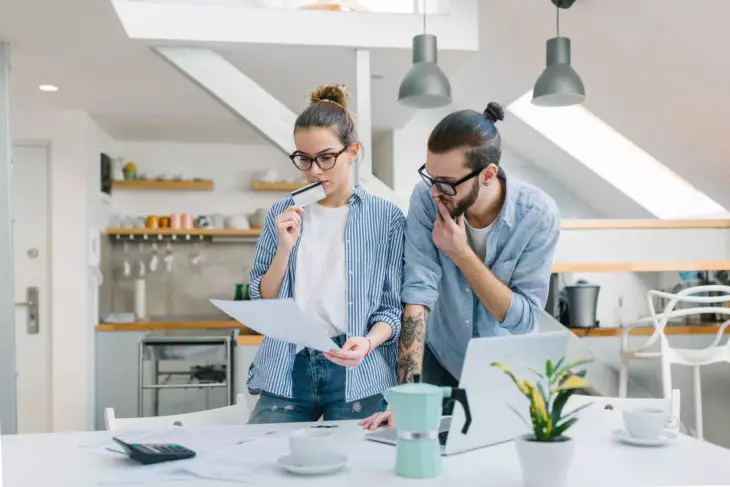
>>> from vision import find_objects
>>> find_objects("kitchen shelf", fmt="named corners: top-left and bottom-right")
top-left (111, 179), bottom-right (214, 191)
top-left (561, 219), bottom-right (730, 230)
top-left (571, 323), bottom-right (730, 337)
top-left (552, 260), bottom-right (730, 273)
top-left (251, 181), bottom-right (307, 192)
top-left (106, 228), bottom-right (262, 238)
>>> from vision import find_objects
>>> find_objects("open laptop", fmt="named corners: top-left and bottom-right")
top-left (366, 331), bottom-right (571, 455)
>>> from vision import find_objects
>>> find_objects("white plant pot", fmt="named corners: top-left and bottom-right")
top-left (515, 434), bottom-right (575, 487)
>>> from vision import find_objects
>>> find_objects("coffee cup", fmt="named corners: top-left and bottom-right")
top-left (289, 428), bottom-right (337, 466)
top-left (623, 407), bottom-right (677, 439)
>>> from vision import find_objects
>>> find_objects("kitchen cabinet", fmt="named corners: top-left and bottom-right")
top-left (95, 327), bottom-right (259, 430)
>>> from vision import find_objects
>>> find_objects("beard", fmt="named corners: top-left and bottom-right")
top-left (438, 178), bottom-right (480, 218)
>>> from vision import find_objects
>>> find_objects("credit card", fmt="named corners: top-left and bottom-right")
top-left (291, 181), bottom-right (327, 207)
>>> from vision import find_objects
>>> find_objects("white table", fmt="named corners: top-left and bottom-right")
top-left (3, 408), bottom-right (730, 486)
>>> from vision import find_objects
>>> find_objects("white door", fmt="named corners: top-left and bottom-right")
top-left (12, 144), bottom-right (51, 433)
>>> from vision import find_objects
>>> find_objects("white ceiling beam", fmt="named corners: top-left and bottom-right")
top-left (155, 46), bottom-right (296, 154)
top-left (155, 46), bottom-right (405, 209)
top-left (355, 49), bottom-right (372, 183)
top-left (111, 0), bottom-right (478, 51)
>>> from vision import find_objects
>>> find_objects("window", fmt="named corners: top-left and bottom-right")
top-left (508, 91), bottom-right (726, 219)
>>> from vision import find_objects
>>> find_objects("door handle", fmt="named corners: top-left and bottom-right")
top-left (14, 287), bottom-right (39, 334)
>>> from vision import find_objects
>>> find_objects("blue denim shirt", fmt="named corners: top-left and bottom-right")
top-left (402, 172), bottom-right (561, 379)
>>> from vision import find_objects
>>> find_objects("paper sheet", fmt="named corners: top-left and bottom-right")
top-left (95, 429), bottom-right (282, 485)
top-left (210, 298), bottom-right (340, 352)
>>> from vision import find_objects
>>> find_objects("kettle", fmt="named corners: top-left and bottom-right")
top-left (383, 375), bottom-right (472, 479)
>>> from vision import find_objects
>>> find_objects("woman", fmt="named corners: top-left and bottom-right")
top-left (247, 84), bottom-right (405, 424)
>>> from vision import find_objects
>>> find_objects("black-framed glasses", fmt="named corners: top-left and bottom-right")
top-left (290, 145), bottom-right (350, 171)
top-left (418, 164), bottom-right (482, 196)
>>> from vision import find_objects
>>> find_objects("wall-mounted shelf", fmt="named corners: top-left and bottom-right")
top-left (561, 219), bottom-right (730, 230)
top-left (251, 181), bottom-right (307, 192)
top-left (111, 179), bottom-right (214, 191)
top-left (552, 260), bottom-right (730, 273)
top-left (106, 228), bottom-right (262, 238)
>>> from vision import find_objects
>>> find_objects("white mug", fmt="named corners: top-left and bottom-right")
top-left (623, 407), bottom-right (678, 439)
top-left (289, 428), bottom-right (337, 466)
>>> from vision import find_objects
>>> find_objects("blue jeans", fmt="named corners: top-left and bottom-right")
top-left (248, 336), bottom-right (387, 424)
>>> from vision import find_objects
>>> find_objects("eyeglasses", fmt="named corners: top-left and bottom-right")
top-left (418, 164), bottom-right (483, 196)
top-left (290, 145), bottom-right (350, 171)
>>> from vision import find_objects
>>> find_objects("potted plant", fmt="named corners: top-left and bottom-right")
top-left (492, 358), bottom-right (591, 487)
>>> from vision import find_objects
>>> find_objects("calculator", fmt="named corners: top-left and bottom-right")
top-left (112, 437), bottom-right (197, 465)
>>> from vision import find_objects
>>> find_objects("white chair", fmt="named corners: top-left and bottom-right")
top-left (619, 284), bottom-right (730, 440)
top-left (104, 393), bottom-right (251, 431)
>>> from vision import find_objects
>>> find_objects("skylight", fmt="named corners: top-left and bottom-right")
top-left (508, 91), bottom-right (726, 219)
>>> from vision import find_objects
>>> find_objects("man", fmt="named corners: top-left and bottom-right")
top-left (360, 102), bottom-right (561, 429)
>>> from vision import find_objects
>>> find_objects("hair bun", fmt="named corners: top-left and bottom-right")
top-left (310, 84), bottom-right (348, 110)
top-left (483, 102), bottom-right (504, 124)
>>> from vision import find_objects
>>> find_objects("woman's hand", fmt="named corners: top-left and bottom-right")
top-left (323, 336), bottom-right (372, 368)
top-left (275, 206), bottom-right (304, 251)
top-left (359, 410), bottom-right (394, 430)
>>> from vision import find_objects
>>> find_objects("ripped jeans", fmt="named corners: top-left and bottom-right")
top-left (247, 335), bottom-right (386, 424)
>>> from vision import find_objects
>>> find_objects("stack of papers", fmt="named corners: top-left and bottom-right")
top-left (90, 426), bottom-right (287, 485)
top-left (210, 298), bottom-right (340, 352)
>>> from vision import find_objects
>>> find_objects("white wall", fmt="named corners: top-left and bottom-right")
top-left (110, 141), bottom-right (300, 219)
top-left (12, 109), bottom-right (114, 432)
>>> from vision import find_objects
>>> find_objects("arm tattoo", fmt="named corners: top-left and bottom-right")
top-left (398, 308), bottom-right (428, 384)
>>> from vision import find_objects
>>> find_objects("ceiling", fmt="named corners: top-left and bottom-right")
top-left (453, 0), bottom-right (730, 212)
top-left (1, 0), bottom-right (728, 213)
top-left (0, 0), bottom-right (471, 144)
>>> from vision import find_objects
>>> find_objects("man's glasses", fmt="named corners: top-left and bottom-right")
top-left (290, 145), bottom-right (350, 171)
top-left (418, 164), bottom-right (482, 196)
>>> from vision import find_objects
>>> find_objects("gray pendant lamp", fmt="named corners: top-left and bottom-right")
top-left (398, 0), bottom-right (452, 108)
top-left (532, 0), bottom-right (585, 107)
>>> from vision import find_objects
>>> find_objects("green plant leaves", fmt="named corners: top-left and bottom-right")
top-left (491, 358), bottom-right (592, 442)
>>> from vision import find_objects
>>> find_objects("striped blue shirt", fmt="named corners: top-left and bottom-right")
top-left (248, 185), bottom-right (405, 402)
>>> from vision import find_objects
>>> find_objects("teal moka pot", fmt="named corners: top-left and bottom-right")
top-left (383, 375), bottom-right (472, 479)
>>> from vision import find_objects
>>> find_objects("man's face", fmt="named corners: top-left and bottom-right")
top-left (425, 148), bottom-right (482, 218)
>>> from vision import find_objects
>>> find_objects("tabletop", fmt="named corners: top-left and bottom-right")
top-left (2, 406), bottom-right (730, 487)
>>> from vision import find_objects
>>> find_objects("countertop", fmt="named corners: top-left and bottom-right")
top-left (571, 322), bottom-right (729, 337)
top-left (97, 316), bottom-right (728, 344)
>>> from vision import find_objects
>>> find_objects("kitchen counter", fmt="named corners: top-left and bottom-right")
top-left (571, 322), bottom-right (729, 337)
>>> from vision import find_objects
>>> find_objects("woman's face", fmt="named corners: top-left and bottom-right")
top-left (293, 127), bottom-right (357, 196)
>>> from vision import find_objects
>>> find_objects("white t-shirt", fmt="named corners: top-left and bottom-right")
top-left (466, 218), bottom-right (493, 262)
top-left (294, 202), bottom-right (350, 337)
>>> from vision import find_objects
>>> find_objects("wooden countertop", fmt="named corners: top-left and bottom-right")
top-left (572, 323), bottom-right (729, 337)
top-left (560, 219), bottom-right (730, 230)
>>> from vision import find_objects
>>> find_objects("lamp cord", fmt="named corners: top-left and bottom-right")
top-left (556, 3), bottom-right (560, 37)
top-left (423, 0), bottom-right (427, 34)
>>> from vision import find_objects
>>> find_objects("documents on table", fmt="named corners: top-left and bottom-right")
top-left (210, 298), bottom-right (341, 352)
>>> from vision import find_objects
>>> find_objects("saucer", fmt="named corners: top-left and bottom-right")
top-left (277, 453), bottom-right (347, 475)
top-left (612, 428), bottom-right (678, 447)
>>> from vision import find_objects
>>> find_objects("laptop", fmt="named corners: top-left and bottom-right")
top-left (366, 331), bottom-right (571, 455)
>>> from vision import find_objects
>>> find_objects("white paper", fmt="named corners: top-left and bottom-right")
top-left (210, 298), bottom-right (340, 352)
top-left (96, 429), bottom-right (281, 484)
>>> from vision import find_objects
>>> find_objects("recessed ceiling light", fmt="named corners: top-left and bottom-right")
top-left (38, 84), bottom-right (59, 92)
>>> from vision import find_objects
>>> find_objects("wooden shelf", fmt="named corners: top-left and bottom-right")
top-left (571, 323), bottom-right (730, 337)
top-left (552, 260), bottom-right (730, 273)
top-left (251, 181), bottom-right (307, 192)
top-left (106, 228), bottom-right (262, 237)
top-left (112, 179), bottom-right (214, 191)
top-left (561, 219), bottom-right (730, 230)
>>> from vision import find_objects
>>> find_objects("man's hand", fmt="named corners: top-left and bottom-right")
top-left (433, 200), bottom-right (471, 262)
top-left (323, 337), bottom-right (370, 368)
